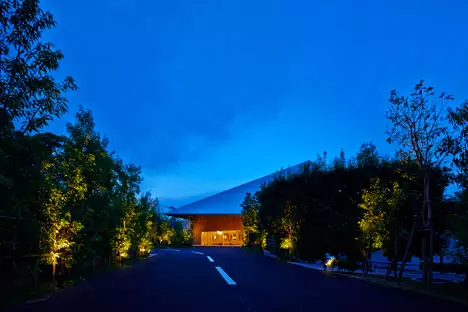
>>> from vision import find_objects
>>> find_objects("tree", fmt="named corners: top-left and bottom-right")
top-left (63, 107), bottom-right (117, 270)
top-left (448, 100), bottom-right (468, 286)
top-left (332, 149), bottom-right (346, 170)
top-left (156, 219), bottom-right (174, 246)
top-left (279, 201), bottom-right (301, 259)
top-left (241, 192), bottom-right (259, 246)
top-left (386, 80), bottom-right (453, 287)
top-left (0, 0), bottom-right (77, 136)
top-left (358, 178), bottom-right (405, 278)
top-left (356, 142), bottom-right (380, 168)
top-left (39, 155), bottom-right (85, 279)
top-left (134, 192), bottom-right (156, 256)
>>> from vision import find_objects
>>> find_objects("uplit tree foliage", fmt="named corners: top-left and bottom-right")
top-left (156, 220), bottom-right (175, 245)
top-left (358, 178), bottom-right (405, 277)
top-left (0, 1), bottom-right (183, 296)
top-left (241, 192), bottom-right (259, 246)
top-left (39, 143), bottom-right (88, 276)
top-left (279, 201), bottom-right (301, 256)
top-left (250, 145), bottom-right (450, 275)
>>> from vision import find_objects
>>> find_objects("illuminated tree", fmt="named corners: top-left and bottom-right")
top-left (134, 192), bottom-right (157, 256)
top-left (39, 158), bottom-right (85, 279)
top-left (156, 220), bottom-right (175, 245)
top-left (241, 192), bottom-right (259, 246)
top-left (279, 201), bottom-right (301, 259)
top-left (358, 178), bottom-right (405, 277)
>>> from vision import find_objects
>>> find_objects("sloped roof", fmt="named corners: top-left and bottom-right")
top-left (165, 161), bottom-right (308, 217)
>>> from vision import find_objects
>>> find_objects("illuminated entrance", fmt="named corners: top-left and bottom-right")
top-left (201, 230), bottom-right (242, 246)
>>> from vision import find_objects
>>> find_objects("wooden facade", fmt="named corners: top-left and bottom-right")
top-left (192, 215), bottom-right (243, 245)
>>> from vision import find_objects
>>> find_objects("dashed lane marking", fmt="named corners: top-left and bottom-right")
top-left (207, 256), bottom-right (215, 262)
top-left (215, 266), bottom-right (236, 285)
top-left (192, 251), bottom-right (204, 255)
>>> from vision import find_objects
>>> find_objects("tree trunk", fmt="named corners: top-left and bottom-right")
top-left (386, 228), bottom-right (399, 281)
top-left (399, 219), bottom-right (417, 283)
top-left (428, 222), bottom-right (434, 288)
top-left (363, 249), bottom-right (371, 278)
top-left (424, 170), bottom-right (433, 289)
top-left (422, 232), bottom-right (428, 282)
top-left (52, 262), bottom-right (56, 281)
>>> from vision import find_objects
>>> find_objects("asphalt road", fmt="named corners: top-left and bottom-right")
top-left (11, 247), bottom-right (467, 312)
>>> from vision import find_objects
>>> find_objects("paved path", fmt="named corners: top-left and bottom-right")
top-left (11, 247), bottom-right (467, 312)
top-left (289, 261), bottom-right (466, 282)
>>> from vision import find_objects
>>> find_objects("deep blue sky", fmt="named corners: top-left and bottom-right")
top-left (42, 0), bottom-right (468, 206)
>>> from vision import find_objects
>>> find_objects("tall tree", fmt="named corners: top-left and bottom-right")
top-left (39, 151), bottom-right (85, 279)
top-left (0, 0), bottom-right (76, 135)
top-left (356, 142), bottom-right (380, 168)
top-left (358, 178), bottom-right (405, 278)
top-left (386, 80), bottom-right (453, 286)
top-left (448, 100), bottom-right (468, 286)
top-left (241, 192), bottom-right (259, 246)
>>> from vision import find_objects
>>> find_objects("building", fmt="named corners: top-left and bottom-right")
top-left (165, 162), bottom-right (307, 246)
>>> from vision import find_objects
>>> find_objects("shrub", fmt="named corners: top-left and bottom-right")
top-left (337, 259), bottom-right (360, 272)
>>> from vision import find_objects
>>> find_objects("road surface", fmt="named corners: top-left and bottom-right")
top-left (11, 247), bottom-right (467, 312)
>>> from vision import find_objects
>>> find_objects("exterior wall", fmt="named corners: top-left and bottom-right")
top-left (192, 215), bottom-right (243, 245)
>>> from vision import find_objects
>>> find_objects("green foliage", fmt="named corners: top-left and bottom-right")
top-left (167, 218), bottom-right (192, 247)
top-left (156, 220), bottom-right (175, 245)
top-left (386, 80), bottom-right (453, 167)
top-left (241, 192), bottom-right (259, 246)
top-left (279, 237), bottom-right (294, 250)
top-left (0, 0), bottom-right (77, 135)
top-left (337, 259), bottom-right (360, 272)
top-left (358, 178), bottom-right (405, 250)
top-left (386, 80), bottom-right (456, 285)
top-left (256, 146), bottom-right (450, 265)
top-left (447, 102), bottom-right (468, 279)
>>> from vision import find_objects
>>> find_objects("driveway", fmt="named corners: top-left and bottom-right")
top-left (10, 247), bottom-right (467, 312)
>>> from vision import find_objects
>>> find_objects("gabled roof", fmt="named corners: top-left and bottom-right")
top-left (165, 161), bottom-right (308, 217)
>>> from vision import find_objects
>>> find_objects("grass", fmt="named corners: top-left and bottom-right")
top-left (335, 271), bottom-right (468, 305)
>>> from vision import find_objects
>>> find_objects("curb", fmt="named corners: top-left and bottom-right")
top-left (334, 272), bottom-right (468, 306)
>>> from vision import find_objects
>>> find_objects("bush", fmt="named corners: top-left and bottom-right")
top-left (337, 259), bottom-right (360, 272)
top-left (421, 262), bottom-right (466, 274)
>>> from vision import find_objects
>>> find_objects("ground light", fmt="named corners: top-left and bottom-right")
top-left (326, 257), bottom-right (336, 267)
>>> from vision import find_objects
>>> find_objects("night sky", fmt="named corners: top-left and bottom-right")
top-left (41, 0), bottom-right (468, 206)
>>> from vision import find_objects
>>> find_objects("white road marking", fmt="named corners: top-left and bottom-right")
top-left (166, 249), bottom-right (180, 252)
top-left (207, 256), bottom-right (214, 262)
top-left (215, 266), bottom-right (236, 285)
top-left (27, 296), bottom-right (51, 304)
top-left (192, 251), bottom-right (204, 255)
